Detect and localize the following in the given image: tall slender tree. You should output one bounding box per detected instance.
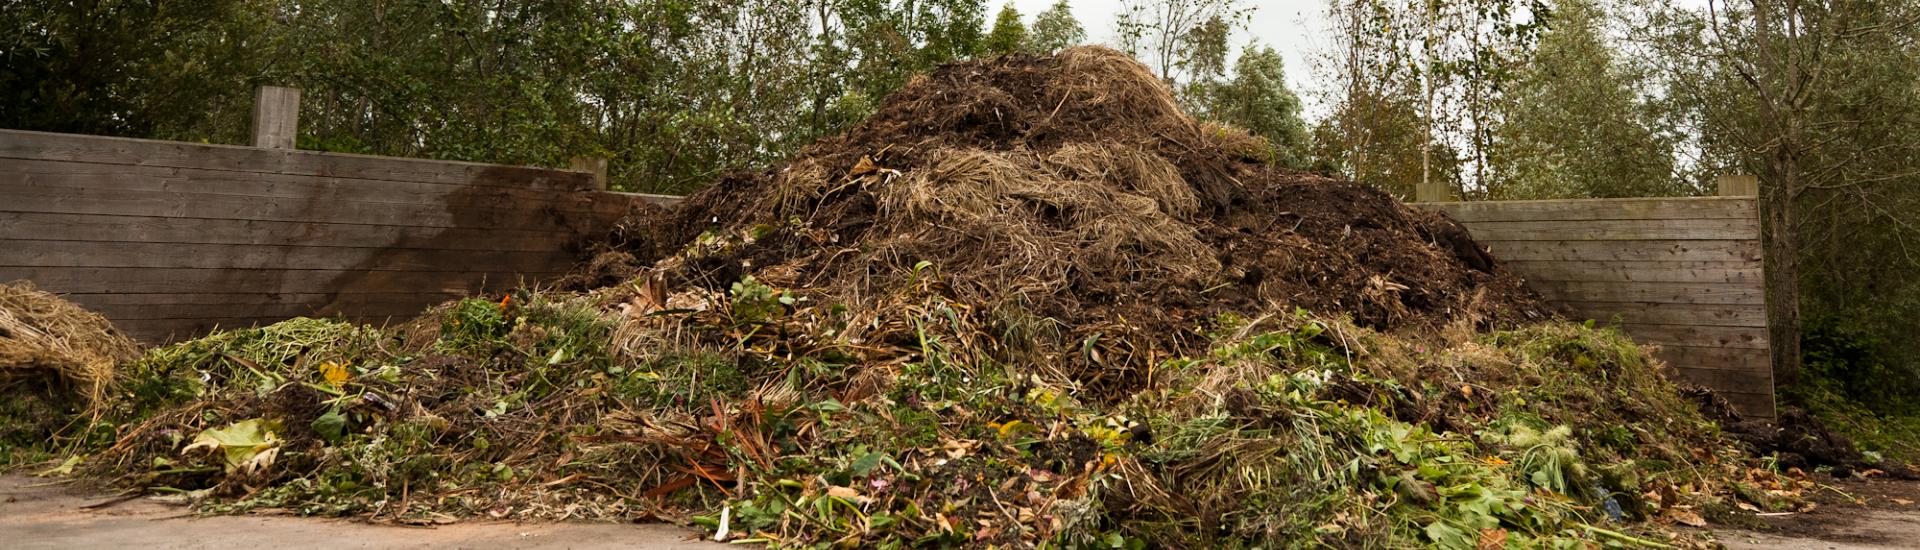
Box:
[983,3,1028,55]
[1027,0,1086,52]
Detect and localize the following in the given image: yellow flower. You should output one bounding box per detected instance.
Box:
[319,361,351,386]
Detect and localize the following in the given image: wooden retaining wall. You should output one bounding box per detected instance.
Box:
[0,128,666,342]
[1423,197,1776,419]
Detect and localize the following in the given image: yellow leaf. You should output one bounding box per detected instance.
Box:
[184,418,282,474]
[1482,456,1509,466]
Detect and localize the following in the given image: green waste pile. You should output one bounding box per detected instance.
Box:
[10,293,1788,548]
[0,48,1806,548]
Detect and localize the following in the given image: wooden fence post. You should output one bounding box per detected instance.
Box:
[570,156,609,191]
[1717,174,1759,196]
[251,86,300,149]
[1415,180,1447,203]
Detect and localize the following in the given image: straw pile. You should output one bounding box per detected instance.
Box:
[0,281,137,406]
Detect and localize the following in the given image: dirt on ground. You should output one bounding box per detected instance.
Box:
[1708,477,1920,549]
[0,475,716,550]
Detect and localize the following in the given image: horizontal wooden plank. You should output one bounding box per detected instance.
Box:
[1502,260,1762,284]
[63,291,467,307]
[0,157,641,217]
[3,266,552,295]
[1,174,637,232]
[1421,197,1757,222]
[65,291,463,321]
[0,239,580,273]
[1459,218,1760,241]
[1654,344,1773,374]
[0,212,584,252]
[87,300,439,321]
[0,129,595,191]
[1478,240,1762,263]
[1561,301,1768,327]
[1526,281,1764,306]
[617,192,685,207]
[1610,323,1769,349]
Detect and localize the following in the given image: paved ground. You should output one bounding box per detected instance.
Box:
[6,474,1918,548]
[1715,509,1920,550]
[1708,477,1920,550]
[0,476,719,549]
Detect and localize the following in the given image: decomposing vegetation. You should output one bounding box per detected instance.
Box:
[0,48,1850,548]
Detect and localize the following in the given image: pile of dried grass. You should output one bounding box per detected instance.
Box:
[873,145,1215,304]
[0,282,137,405]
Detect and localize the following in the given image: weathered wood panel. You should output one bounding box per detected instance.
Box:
[1431,196,1759,222]
[0,129,643,342]
[1423,197,1776,419]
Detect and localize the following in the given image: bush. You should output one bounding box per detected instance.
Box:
[1799,315,1920,415]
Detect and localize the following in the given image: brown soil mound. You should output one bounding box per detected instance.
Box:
[583,47,1551,395]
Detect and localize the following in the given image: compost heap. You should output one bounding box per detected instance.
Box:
[5,48,1797,549]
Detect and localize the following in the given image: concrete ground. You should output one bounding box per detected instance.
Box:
[1708,477,1920,550]
[5,474,1918,549]
[1716,510,1920,550]
[0,475,720,549]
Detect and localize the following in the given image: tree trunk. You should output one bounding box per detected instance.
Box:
[1762,153,1803,388]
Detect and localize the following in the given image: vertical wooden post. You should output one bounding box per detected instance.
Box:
[251,86,300,149]
[570,156,609,191]
[1717,174,1759,196]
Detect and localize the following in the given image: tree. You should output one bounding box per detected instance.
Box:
[0,0,264,140]
[983,3,1027,55]
[1312,82,1464,200]
[1309,0,1543,200]
[1113,0,1249,87]
[1488,0,1681,199]
[1205,46,1311,168]
[1027,0,1085,52]
[1631,0,1920,385]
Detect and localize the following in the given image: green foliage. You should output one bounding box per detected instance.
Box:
[1200,46,1311,168]
[982,3,1027,55]
[0,0,995,195]
[1799,316,1917,415]
[1788,316,1920,464]
[1488,0,1686,199]
[728,275,798,326]
[1026,0,1085,53]
[438,298,512,356]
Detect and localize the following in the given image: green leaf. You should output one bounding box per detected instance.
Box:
[850,451,887,475]
[311,411,347,444]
